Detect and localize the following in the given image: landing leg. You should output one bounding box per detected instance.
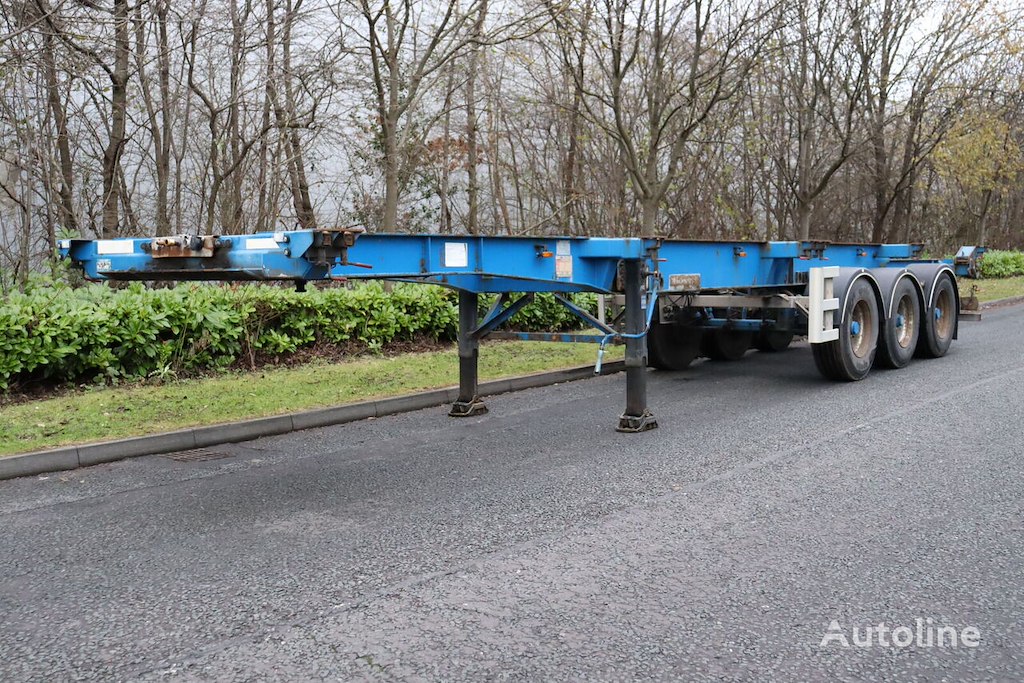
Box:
[617,260,657,432]
[449,291,488,417]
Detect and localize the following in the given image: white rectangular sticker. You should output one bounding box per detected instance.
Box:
[97,259,112,271]
[96,240,135,255]
[555,240,572,278]
[444,242,469,268]
[245,237,279,250]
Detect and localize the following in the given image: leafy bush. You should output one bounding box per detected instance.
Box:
[980,250,1024,278]
[0,282,600,390]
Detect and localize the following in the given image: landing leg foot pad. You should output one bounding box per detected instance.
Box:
[616,410,658,432]
[449,399,488,417]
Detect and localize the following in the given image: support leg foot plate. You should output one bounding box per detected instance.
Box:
[616,410,658,433]
[449,399,488,417]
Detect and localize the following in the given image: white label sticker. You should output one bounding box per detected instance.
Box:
[555,241,572,278]
[444,242,469,268]
[97,259,112,271]
[556,256,572,278]
[96,240,134,255]
[245,237,279,250]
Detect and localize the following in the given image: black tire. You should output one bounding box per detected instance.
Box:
[702,328,753,361]
[647,319,703,370]
[875,277,921,369]
[915,274,957,358]
[812,277,879,381]
[754,327,794,352]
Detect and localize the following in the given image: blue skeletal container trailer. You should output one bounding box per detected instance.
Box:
[59,231,983,432]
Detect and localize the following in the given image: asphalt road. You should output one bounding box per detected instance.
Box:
[2,304,1023,682]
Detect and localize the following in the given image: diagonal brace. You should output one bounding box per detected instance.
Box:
[472,293,535,339]
[553,294,616,335]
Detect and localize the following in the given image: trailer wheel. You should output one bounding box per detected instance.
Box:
[812,277,879,381]
[647,319,702,370]
[703,329,753,361]
[875,277,920,369]
[754,328,794,352]
[916,274,957,358]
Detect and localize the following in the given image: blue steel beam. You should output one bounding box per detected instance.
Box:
[60,233,639,293]
[60,231,954,293]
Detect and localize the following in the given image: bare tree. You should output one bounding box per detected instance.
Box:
[765,0,865,240]
[336,0,486,229]
[133,0,175,235]
[851,0,996,242]
[552,0,773,236]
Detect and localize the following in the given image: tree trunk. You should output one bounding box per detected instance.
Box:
[41,31,77,236]
[640,195,658,235]
[382,115,400,229]
[466,55,480,234]
[465,0,487,235]
[870,116,888,243]
[134,0,173,235]
[438,64,455,234]
[155,1,172,236]
[281,0,316,229]
[102,0,130,238]
[223,0,245,232]
[796,200,811,241]
[489,95,511,233]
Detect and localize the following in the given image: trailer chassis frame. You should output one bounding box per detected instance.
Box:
[60,232,982,431]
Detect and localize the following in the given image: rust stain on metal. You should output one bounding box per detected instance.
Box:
[151,234,219,258]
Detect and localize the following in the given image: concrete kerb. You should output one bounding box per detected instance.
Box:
[0,361,625,481]
[981,295,1024,310]
[78,429,197,467]
[290,400,377,431]
[0,448,79,479]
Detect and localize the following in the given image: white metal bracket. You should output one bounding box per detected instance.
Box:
[808,266,840,343]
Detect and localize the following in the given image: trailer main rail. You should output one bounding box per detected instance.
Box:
[60,231,983,432]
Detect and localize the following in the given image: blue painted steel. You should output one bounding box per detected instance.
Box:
[552,294,616,335]
[473,293,534,338]
[59,231,948,294]
[487,332,614,343]
[697,318,766,332]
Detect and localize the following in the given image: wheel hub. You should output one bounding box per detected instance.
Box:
[934,288,955,339]
[895,294,917,349]
[849,299,874,359]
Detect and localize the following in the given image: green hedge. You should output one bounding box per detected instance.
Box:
[0,283,598,391]
[980,250,1024,278]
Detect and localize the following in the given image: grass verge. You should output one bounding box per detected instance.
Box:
[0,341,623,457]
[5,276,1021,457]
[962,276,1024,303]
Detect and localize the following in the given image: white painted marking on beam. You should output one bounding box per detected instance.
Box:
[96,240,135,255]
[245,237,279,250]
[444,242,469,268]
